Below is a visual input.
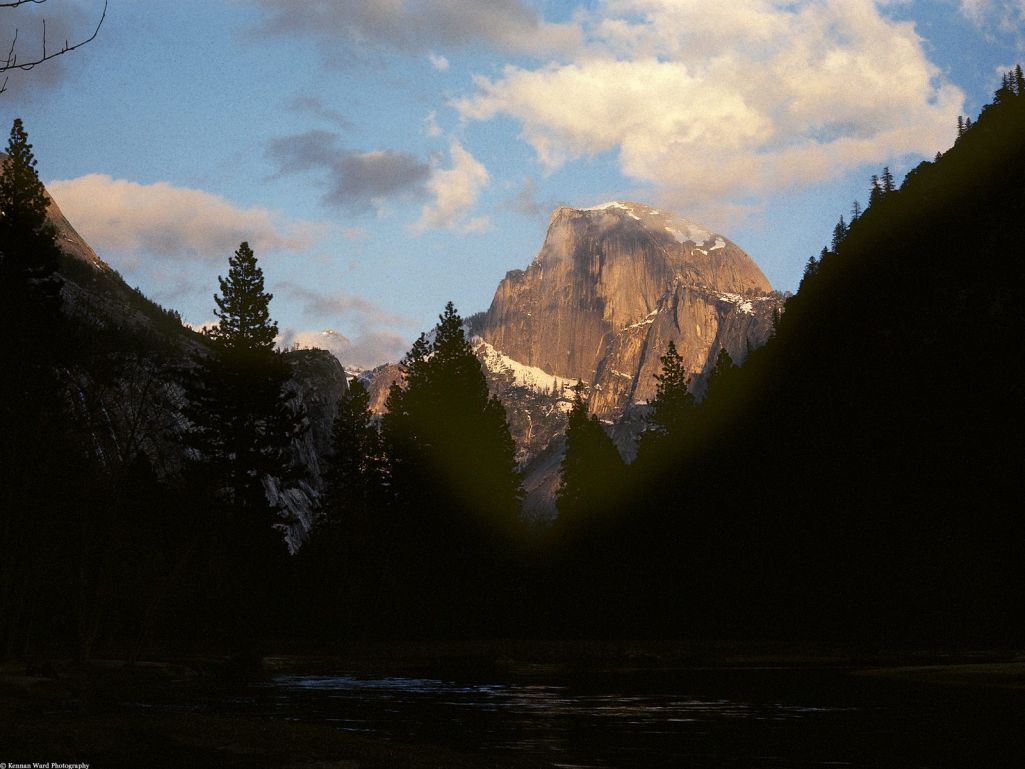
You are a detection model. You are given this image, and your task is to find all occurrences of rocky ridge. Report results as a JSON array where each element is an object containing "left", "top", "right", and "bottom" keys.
[
  {"left": 37, "top": 182, "right": 347, "bottom": 550},
  {"left": 479, "top": 201, "right": 780, "bottom": 417},
  {"left": 361, "top": 203, "right": 782, "bottom": 518}
]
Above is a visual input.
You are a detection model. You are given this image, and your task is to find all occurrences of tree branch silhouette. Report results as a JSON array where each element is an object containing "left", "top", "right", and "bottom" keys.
[{"left": 1, "top": 0, "right": 107, "bottom": 94}]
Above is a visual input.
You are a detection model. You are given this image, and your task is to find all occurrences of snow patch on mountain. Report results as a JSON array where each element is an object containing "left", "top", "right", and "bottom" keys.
[
  {"left": 583, "top": 201, "right": 642, "bottom": 220},
  {"left": 473, "top": 338, "right": 578, "bottom": 396},
  {"left": 623, "top": 308, "right": 659, "bottom": 330},
  {"left": 717, "top": 292, "right": 767, "bottom": 315}
]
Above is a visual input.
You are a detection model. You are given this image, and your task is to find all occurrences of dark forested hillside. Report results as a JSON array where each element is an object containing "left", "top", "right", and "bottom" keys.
[
  {"left": 4, "top": 78, "right": 1024, "bottom": 659},
  {"left": 589, "top": 79, "right": 1025, "bottom": 642}
]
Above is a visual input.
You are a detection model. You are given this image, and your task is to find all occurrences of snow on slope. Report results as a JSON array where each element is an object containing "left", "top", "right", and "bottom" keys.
[{"left": 472, "top": 337, "right": 578, "bottom": 397}]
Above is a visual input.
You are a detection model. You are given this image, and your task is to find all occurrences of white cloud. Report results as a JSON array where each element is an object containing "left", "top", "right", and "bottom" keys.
[
  {"left": 454, "top": 0, "right": 964, "bottom": 220},
  {"left": 277, "top": 283, "right": 415, "bottom": 368},
  {"left": 415, "top": 140, "right": 491, "bottom": 232},
  {"left": 47, "top": 174, "right": 313, "bottom": 260},
  {"left": 958, "top": 0, "right": 1025, "bottom": 39},
  {"left": 429, "top": 52, "right": 450, "bottom": 71},
  {"left": 279, "top": 328, "right": 411, "bottom": 370},
  {"left": 424, "top": 110, "right": 443, "bottom": 138}
]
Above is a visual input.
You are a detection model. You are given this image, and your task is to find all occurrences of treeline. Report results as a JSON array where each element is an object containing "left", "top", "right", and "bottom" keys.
[
  {"left": 3, "top": 68, "right": 1024, "bottom": 661},
  {"left": 242, "top": 63, "right": 1025, "bottom": 645},
  {"left": 0, "top": 115, "right": 529, "bottom": 657},
  {"left": 550, "top": 68, "right": 1025, "bottom": 642},
  {"left": 0, "top": 118, "right": 302, "bottom": 662}
]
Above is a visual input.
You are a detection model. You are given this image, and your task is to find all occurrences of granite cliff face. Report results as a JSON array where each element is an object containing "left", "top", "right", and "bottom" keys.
[
  {"left": 479, "top": 202, "right": 779, "bottom": 417},
  {"left": 359, "top": 202, "right": 782, "bottom": 518}
]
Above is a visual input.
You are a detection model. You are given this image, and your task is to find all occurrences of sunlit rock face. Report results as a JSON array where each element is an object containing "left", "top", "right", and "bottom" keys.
[
  {"left": 349, "top": 201, "right": 785, "bottom": 520},
  {"left": 478, "top": 202, "right": 779, "bottom": 418}
]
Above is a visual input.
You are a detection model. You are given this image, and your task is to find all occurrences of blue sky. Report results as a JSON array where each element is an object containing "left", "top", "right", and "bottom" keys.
[{"left": 4, "top": 0, "right": 1023, "bottom": 369}]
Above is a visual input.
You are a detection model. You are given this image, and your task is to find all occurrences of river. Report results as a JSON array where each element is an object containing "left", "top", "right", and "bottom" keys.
[{"left": 181, "top": 664, "right": 1023, "bottom": 767}]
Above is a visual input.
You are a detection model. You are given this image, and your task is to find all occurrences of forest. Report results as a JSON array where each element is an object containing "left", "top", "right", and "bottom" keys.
[{"left": 2, "top": 68, "right": 1025, "bottom": 667}]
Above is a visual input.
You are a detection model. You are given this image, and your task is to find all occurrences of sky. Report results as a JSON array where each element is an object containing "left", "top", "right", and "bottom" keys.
[{"left": 3, "top": 0, "right": 1024, "bottom": 370}]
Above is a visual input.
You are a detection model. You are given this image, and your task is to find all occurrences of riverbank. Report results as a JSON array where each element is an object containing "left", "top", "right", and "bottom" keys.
[{"left": 3, "top": 642, "right": 1024, "bottom": 769}]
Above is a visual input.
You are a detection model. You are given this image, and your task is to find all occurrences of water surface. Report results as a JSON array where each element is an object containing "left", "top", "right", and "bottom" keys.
[{"left": 196, "top": 666, "right": 1025, "bottom": 767}]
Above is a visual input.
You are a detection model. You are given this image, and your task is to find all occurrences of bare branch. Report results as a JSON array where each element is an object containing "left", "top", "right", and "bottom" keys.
[{"left": 0, "top": 0, "right": 106, "bottom": 74}]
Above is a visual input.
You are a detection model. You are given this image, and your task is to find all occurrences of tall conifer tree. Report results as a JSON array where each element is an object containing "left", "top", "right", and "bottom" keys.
[
  {"left": 0, "top": 118, "right": 74, "bottom": 659},
  {"left": 556, "top": 384, "right": 625, "bottom": 529},
  {"left": 184, "top": 241, "right": 302, "bottom": 659},
  {"left": 380, "top": 302, "right": 522, "bottom": 634},
  {"left": 186, "top": 241, "right": 299, "bottom": 539},
  {"left": 636, "top": 341, "right": 697, "bottom": 471},
  {"left": 869, "top": 174, "right": 883, "bottom": 207},
  {"left": 831, "top": 215, "right": 848, "bottom": 252},
  {"left": 881, "top": 166, "right": 896, "bottom": 194},
  {"left": 0, "top": 118, "right": 62, "bottom": 320}
]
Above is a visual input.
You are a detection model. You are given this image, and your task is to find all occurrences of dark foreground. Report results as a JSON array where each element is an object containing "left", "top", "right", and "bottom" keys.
[{"left": 2, "top": 642, "right": 1024, "bottom": 769}]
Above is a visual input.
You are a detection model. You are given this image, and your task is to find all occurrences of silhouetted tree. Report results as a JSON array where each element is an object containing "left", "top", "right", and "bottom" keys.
[
  {"left": 187, "top": 241, "right": 299, "bottom": 523},
  {"left": 881, "top": 166, "right": 896, "bottom": 194},
  {"left": 704, "top": 346, "right": 736, "bottom": 400},
  {"left": 0, "top": 117, "right": 62, "bottom": 318},
  {"left": 321, "top": 378, "right": 382, "bottom": 520},
  {"left": 831, "top": 215, "right": 848, "bottom": 252},
  {"left": 869, "top": 174, "right": 883, "bottom": 207},
  {"left": 184, "top": 241, "right": 300, "bottom": 657},
  {"left": 801, "top": 254, "right": 820, "bottom": 288},
  {"left": 0, "top": 1, "right": 107, "bottom": 95},
  {"left": 637, "top": 342, "right": 694, "bottom": 465},
  {"left": 0, "top": 117, "right": 81, "bottom": 659},
  {"left": 556, "top": 384, "right": 625, "bottom": 530},
  {"left": 302, "top": 376, "right": 390, "bottom": 637},
  {"left": 381, "top": 301, "right": 522, "bottom": 635}
]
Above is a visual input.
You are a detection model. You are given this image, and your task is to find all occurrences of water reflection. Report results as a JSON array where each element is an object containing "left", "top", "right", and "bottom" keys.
[{"left": 250, "top": 671, "right": 862, "bottom": 767}]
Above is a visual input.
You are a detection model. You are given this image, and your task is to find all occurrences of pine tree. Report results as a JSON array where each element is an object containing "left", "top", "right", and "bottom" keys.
[
  {"left": 384, "top": 302, "right": 522, "bottom": 529},
  {"left": 555, "top": 384, "right": 625, "bottom": 529},
  {"left": 381, "top": 302, "right": 523, "bottom": 634},
  {"left": 831, "top": 215, "right": 848, "bottom": 252},
  {"left": 184, "top": 241, "right": 303, "bottom": 658},
  {"left": 997, "top": 72, "right": 1012, "bottom": 102},
  {"left": 306, "top": 376, "right": 387, "bottom": 636},
  {"left": 0, "top": 118, "right": 76, "bottom": 659},
  {"left": 636, "top": 341, "right": 696, "bottom": 468},
  {"left": 705, "top": 346, "right": 736, "bottom": 400},
  {"left": 869, "top": 174, "right": 883, "bottom": 207},
  {"left": 208, "top": 241, "right": 277, "bottom": 357},
  {"left": 1015, "top": 64, "right": 1024, "bottom": 95},
  {"left": 0, "top": 118, "right": 62, "bottom": 320},
  {"left": 850, "top": 200, "right": 862, "bottom": 223},
  {"left": 957, "top": 115, "right": 965, "bottom": 137},
  {"left": 321, "top": 377, "right": 382, "bottom": 525},
  {"left": 186, "top": 241, "right": 298, "bottom": 537},
  {"left": 881, "top": 166, "right": 896, "bottom": 194}
]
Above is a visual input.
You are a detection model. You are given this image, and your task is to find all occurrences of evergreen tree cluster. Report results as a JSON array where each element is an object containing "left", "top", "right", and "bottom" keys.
[
  {"left": 298, "top": 302, "right": 526, "bottom": 639},
  {"left": 545, "top": 69, "right": 1025, "bottom": 641},
  {"left": 0, "top": 120, "right": 303, "bottom": 662},
  {"left": 5, "top": 61, "right": 1025, "bottom": 658}
]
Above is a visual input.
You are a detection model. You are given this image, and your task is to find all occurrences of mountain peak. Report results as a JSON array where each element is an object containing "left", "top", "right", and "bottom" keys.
[
  {"left": 553, "top": 200, "right": 722, "bottom": 248},
  {"left": 480, "top": 200, "right": 778, "bottom": 416}
]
